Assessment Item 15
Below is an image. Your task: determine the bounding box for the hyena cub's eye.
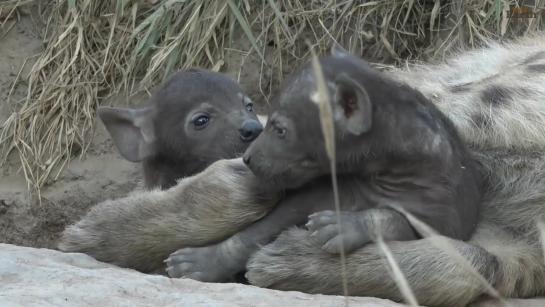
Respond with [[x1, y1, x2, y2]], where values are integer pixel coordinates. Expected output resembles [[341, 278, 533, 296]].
[[276, 127, 286, 137], [245, 102, 254, 112], [243, 96, 254, 113], [273, 124, 286, 138], [193, 115, 210, 130]]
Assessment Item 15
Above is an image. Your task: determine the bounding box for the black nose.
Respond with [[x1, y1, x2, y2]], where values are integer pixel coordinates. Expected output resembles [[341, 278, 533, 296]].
[[239, 119, 263, 142]]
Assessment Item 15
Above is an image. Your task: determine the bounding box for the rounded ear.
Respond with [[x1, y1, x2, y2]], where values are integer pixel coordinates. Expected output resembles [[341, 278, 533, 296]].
[[330, 43, 350, 58], [332, 74, 372, 135], [97, 106, 156, 162]]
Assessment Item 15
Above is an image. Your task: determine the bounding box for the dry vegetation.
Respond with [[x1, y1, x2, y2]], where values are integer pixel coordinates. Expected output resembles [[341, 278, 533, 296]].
[[1, 1, 544, 305], [0, 0, 544, 193]]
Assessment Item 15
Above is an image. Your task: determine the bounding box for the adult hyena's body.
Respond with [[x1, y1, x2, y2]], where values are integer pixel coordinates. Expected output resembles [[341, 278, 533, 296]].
[[394, 35, 545, 150], [60, 36, 545, 305]]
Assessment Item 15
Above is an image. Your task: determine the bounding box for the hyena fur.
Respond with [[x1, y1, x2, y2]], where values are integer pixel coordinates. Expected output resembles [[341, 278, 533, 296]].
[[166, 45, 483, 283], [393, 34, 545, 151], [60, 36, 545, 305], [246, 36, 545, 306], [97, 69, 263, 190], [58, 158, 279, 273]]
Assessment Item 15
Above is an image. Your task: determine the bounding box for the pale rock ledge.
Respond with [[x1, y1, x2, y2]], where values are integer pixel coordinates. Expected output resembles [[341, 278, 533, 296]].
[[0, 243, 402, 307]]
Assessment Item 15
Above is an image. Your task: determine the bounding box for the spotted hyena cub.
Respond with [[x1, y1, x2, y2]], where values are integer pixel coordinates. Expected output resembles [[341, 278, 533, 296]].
[[98, 69, 263, 190]]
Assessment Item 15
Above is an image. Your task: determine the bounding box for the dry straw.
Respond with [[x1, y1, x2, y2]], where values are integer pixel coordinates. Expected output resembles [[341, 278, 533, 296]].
[[309, 45, 349, 302], [1, 1, 544, 193], [375, 236, 419, 307], [538, 220, 545, 263], [390, 204, 508, 305]]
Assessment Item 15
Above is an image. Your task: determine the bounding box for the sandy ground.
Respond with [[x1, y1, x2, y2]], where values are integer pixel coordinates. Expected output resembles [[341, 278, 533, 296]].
[[0, 13, 141, 249]]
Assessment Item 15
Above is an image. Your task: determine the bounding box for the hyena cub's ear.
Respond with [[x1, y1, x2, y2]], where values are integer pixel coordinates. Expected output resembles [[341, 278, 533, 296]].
[[98, 106, 156, 162], [332, 73, 372, 135]]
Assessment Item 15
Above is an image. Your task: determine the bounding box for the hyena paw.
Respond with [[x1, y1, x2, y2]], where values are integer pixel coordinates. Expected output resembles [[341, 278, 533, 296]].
[[306, 210, 370, 254], [165, 244, 238, 282]]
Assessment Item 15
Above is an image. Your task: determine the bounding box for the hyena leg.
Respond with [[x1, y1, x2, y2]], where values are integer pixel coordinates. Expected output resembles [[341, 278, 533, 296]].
[[246, 227, 500, 307], [58, 158, 279, 273]]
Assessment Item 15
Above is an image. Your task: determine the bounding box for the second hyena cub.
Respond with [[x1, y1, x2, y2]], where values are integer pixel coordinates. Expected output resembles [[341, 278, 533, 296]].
[[98, 69, 263, 189]]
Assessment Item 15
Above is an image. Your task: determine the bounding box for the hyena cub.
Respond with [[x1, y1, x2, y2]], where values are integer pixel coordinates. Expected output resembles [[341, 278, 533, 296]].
[[165, 46, 483, 284], [98, 69, 263, 189], [59, 70, 279, 273]]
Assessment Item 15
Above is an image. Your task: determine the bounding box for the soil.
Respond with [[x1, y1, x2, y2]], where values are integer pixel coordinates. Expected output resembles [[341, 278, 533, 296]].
[[0, 7, 270, 249], [0, 12, 143, 248]]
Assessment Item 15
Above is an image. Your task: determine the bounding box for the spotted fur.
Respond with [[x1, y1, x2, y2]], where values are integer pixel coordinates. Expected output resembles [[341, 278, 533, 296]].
[[245, 36, 545, 306], [59, 35, 545, 306], [392, 35, 545, 151]]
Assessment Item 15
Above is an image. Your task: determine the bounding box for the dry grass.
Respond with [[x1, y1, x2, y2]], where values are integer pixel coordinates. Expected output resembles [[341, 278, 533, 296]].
[[0, 0, 34, 36], [393, 205, 505, 304], [0, 0, 542, 303], [538, 220, 545, 263], [1, 0, 544, 193], [310, 45, 349, 302], [376, 236, 419, 307]]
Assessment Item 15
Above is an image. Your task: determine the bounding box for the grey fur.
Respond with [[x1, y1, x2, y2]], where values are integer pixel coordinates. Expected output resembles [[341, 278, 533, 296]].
[[244, 37, 545, 305], [246, 148, 545, 306], [98, 69, 262, 190], [58, 158, 279, 273], [166, 48, 482, 282], [60, 36, 545, 306], [391, 35, 545, 150], [479, 85, 513, 106], [527, 64, 545, 72]]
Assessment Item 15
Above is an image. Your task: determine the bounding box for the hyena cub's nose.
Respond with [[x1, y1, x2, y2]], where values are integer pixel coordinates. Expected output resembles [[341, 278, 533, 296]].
[[239, 119, 263, 142]]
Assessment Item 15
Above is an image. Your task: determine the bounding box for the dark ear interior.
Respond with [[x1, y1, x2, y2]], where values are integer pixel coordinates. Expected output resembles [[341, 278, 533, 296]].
[[333, 74, 373, 135], [98, 106, 156, 162]]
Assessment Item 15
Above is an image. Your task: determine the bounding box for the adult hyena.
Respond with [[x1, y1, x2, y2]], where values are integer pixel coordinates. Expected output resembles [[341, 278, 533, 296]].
[[61, 36, 545, 306]]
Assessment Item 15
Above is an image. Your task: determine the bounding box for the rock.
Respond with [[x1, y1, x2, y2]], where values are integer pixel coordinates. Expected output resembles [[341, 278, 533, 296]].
[[0, 243, 402, 307]]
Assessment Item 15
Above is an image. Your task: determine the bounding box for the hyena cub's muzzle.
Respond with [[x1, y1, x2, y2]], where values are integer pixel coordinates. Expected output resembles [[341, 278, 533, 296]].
[[239, 119, 263, 142]]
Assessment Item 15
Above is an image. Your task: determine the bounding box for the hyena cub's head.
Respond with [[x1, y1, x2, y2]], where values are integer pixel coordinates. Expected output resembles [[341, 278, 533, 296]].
[[242, 46, 380, 189], [99, 69, 262, 189], [243, 46, 453, 191]]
